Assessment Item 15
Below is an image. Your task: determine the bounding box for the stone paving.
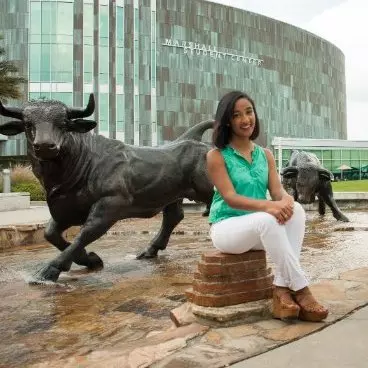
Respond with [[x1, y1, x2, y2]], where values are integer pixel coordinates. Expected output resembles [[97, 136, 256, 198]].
[[0, 211, 368, 368], [29, 268, 368, 368]]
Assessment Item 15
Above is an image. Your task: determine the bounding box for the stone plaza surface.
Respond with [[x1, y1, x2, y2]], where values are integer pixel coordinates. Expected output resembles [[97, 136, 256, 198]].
[[0, 211, 368, 367], [232, 305, 368, 368]]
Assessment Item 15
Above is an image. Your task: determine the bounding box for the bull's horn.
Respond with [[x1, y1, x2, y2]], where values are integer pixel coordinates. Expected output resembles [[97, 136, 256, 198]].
[[281, 166, 298, 176], [319, 167, 333, 180], [67, 94, 95, 119], [0, 100, 23, 120]]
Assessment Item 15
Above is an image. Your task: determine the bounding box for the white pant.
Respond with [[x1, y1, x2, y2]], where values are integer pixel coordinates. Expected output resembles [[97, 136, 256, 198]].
[[209, 202, 308, 291]]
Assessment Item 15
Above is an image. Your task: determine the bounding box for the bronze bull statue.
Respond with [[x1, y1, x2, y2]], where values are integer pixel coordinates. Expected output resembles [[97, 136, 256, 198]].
[[281, 150, 349, 222], [0, 95, 214, 282]]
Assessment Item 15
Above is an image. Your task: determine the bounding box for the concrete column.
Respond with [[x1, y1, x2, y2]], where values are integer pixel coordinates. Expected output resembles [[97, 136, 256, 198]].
[[278, 144, 282, 174], [2, 169, 10, 193]]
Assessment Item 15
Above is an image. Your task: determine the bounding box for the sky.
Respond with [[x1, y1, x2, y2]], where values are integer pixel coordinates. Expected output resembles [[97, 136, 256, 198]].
[[209, 0, 367, 140]]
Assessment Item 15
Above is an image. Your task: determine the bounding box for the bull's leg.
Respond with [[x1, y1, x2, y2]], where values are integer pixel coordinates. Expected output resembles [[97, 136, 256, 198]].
[[322, 194, 349, 222], [137, 200, 184, 259], [202, 203, 210, 217], [318, 196, 326, 216], [33, 197, 123, 282], [44, 218, 103, 270], [319, 183, 349, 222]]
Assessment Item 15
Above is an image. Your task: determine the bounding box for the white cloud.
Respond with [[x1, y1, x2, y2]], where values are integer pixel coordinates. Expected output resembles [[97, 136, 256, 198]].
[[305, 0, 368, 139]]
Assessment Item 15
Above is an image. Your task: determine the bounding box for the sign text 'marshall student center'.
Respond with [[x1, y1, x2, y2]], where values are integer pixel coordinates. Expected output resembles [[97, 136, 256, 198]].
[[162, 38, 264, 66]]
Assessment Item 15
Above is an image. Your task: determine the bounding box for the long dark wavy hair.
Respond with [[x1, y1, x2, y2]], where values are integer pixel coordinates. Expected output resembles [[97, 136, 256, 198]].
[[212, 91, 260, 149]]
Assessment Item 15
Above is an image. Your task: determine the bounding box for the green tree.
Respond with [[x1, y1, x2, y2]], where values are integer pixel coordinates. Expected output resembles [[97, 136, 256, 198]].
[[0, 34, 26, 100]]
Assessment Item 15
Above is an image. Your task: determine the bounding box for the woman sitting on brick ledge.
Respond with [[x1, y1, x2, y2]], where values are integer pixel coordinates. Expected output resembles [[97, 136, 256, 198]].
[[206, 90, 328, 322]]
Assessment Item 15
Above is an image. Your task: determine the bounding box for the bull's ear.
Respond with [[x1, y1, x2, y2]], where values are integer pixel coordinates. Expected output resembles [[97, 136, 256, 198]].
[[0, 120, 25, 136], [319, 169, 333, 181], [66, 119, 96, 133], [281, 166, 298, 178]]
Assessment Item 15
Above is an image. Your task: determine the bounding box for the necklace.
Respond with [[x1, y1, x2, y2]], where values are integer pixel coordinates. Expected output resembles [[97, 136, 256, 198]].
[[230, 143, 255, 163]]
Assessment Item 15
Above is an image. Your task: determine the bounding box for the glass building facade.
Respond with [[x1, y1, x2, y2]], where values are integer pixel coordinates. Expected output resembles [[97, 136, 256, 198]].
[[272, 137, 368, 180], [0, 0, 347, 157]]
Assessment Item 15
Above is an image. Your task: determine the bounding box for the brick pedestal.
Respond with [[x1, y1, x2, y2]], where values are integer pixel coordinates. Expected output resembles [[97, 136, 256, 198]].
[[186, 250, 273, 307]]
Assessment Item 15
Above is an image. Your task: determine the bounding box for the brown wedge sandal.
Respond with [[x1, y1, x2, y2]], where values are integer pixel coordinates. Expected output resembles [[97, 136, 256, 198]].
[[273, 287, 300, 320], [294, 287, 329, 322]]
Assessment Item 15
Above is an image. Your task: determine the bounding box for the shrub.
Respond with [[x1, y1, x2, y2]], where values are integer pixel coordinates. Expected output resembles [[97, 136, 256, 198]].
[[0, 164, 46, 200], [11, 182, 46, 201], [10, 164, 38, 184]]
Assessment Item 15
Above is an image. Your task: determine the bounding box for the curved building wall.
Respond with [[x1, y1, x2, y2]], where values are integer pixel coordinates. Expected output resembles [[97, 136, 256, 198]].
[[154, 0, 346, 145], [0, 0, 346, 156]]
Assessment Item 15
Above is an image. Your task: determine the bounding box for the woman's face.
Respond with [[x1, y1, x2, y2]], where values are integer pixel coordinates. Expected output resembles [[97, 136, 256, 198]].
[[229, 98, 256, 139]]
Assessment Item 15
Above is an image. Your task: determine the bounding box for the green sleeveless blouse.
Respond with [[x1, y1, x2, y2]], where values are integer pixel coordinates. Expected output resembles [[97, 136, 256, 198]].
[[209, 145, 269, 224]]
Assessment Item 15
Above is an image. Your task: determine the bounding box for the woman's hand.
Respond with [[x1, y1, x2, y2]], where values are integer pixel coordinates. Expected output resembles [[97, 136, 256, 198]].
[[266, 197, 294, 224]]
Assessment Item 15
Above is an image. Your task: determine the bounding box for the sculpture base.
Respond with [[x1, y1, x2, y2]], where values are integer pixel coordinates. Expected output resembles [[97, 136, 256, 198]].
[[170, 300, 272, 327], [186, 250, 273, 307], [192, 299, 272, 325]]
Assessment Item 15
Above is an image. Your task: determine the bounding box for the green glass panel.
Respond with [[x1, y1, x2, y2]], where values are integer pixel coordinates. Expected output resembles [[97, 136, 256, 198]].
[[99, 93, 109, 130], [116, 47, 124, 83], [360, 150, 368, 159], [84, 45, 93, 74], [351, 150, 360, 159], [116, 94, 125, 132], [29, 92, 41, 101], [51, 43, 73, 82], [41, 2, 52, 34], [29, 43, 41, 81], [116, 7, 124, 41], [323, 161, 333, 171], [100, 73, 109, 84], [351, 160, 360, 168], [322, 150, 332, 160], [100, 5, 108, 38], [51, 92, 73, 106], [332, 150, 341, 159], [341, 150, 350, 160], [84, 72, 93, 83], [30, 1, 41, 34], [100, 46, 109, 74], [40, 44, 51, 81], [83, 4, 93, 37], [282, 149, 291, 159], [56, 2, 73, 36]]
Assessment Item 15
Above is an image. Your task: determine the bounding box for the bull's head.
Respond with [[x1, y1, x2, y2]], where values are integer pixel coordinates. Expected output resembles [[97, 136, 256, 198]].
[[281, 165, 332, 204], [0, 94, 96, 160]]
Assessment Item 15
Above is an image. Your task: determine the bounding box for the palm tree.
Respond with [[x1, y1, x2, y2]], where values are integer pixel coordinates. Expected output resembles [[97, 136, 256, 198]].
[[0, 34, 26, 100]]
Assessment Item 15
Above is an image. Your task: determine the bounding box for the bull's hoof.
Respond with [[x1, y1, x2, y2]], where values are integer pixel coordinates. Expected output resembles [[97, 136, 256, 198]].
[[32, 265, 61, 283], [136, 248, 159, 259], [339, 215, 350, 222], [74, 251, 103, 269], [85, 252, 104, 270]]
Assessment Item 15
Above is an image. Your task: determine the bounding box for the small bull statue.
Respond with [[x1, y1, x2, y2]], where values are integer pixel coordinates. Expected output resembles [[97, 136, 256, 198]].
[[281, 150, 349, 222]]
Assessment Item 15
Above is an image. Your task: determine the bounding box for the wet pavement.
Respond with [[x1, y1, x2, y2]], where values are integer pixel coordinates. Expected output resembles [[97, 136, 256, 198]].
[[0, 211, 368, 367]]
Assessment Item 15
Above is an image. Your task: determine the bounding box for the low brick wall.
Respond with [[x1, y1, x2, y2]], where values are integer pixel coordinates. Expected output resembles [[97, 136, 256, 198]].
[[0, 224, 79, 250], [186, 250, 273, 307]]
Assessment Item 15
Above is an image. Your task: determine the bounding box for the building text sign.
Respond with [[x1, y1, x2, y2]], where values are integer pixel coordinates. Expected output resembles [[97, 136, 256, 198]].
[[162, 38, 263, 66]]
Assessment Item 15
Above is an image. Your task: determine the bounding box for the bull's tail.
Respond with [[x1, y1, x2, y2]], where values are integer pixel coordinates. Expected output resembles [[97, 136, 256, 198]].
[[175, 120, 214, 142]]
